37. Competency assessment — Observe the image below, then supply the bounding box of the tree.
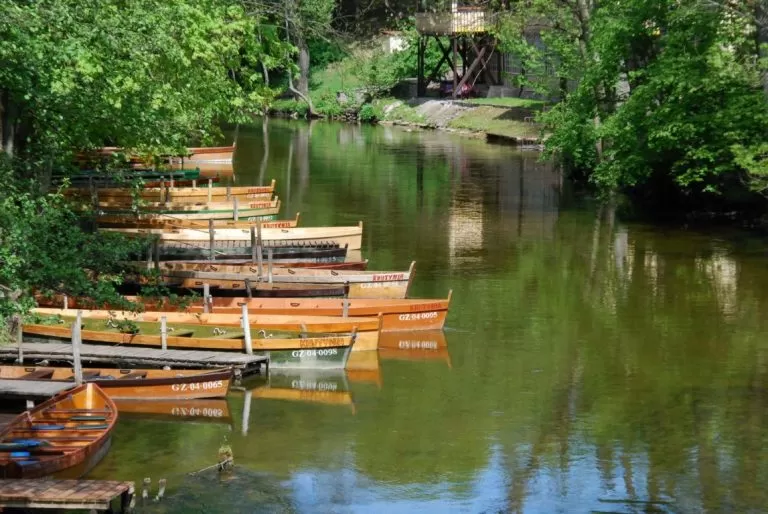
[0,0,283,316]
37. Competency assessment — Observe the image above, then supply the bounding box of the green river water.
[87,120,768,513]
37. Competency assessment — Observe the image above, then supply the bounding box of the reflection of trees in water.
[497,207,768,513]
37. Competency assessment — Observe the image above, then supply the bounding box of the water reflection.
[86,120,768,513]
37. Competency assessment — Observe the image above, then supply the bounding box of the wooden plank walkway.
[0,379,73,401]
[0,479,134,512]
[0,342,267,374]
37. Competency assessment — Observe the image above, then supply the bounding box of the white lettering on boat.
[398,311,438,321]
[290,348,339,358]
[171,380,224,392]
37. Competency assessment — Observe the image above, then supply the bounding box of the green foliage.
[502,0,768,209]
[358,103,383,122]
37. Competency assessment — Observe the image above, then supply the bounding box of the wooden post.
[256,221,263,279]
[233,197,239,221]
[203,283,210,313]
[207,179,212,202]
[160,316,168,350]
[344,281,350,298]
[72,310,83,386]
[250,227,257,264]
[152,237,160,270]
[244,278,252,299]
[170,174,174,189]
[241,389,252,436]
[226,183,232,200]
[192,179,197,188]
[267,248,273,283]
[342,298,349,318]
[63,294,68,310]
[147,240,153,271]
[241,303,253,355]
[300,323,308,339]
[15,315,23,364]
[208,219,215,261]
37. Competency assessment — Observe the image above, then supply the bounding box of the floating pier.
[0,479,134,513]
[0,342,267,375]
[0,379,73,401]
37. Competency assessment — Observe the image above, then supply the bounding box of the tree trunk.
[1,90,18,158]
[757,0,768,99]
[296,34,310,97]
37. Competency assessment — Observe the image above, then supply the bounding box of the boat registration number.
[171,380,224,392]
[398,311,438,321]
[291,349,339,358]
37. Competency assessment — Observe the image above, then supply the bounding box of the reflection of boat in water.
[245,370,354,410]
[112,398,232,425]
[345,350,382,388]
[378,330,451,367]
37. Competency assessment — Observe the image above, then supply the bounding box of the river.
[88,120,768,513]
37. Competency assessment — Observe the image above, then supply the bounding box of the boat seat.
[117,372,148,380]
[44,408,112,413]
[21,369,55,380]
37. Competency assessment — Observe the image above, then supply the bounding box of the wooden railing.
[415,9,490,35]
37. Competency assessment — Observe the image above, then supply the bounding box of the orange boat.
[0,383,117,479]
[63,179,275,205]
[42,293,450,332]
[99,212,302,230]
[0,366,232,400]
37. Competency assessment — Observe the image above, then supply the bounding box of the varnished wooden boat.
[93,197,280,221]
[29,309,383,352]
[0,366,232,400]
[99,212,301,230]
[148,262,414,300]
[23,322,361,367]
[54,292,450,331]
[151,242,347,262]
[63,179,276,205]
[0,383,116,479]
[154,259,369,270]
[112,398,232,424]
[117,281,350,298]
[107,222,364,251]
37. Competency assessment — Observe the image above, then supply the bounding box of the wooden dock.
[0,342,267,374]
[0,479,134,512]
[0,379,73,401]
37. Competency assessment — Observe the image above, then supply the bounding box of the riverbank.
[270,96,547,147]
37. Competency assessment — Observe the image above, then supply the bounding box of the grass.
[464,97,547,108]
[374,98,427,125]
[448,106,543,139]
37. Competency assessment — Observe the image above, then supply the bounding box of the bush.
[358,103,383,123]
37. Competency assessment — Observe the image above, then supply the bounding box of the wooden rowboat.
[23,323,361,368]
[29,309,383,352]
[151,242,346,263]
[0,383,116,479]
[152,262,415,300]
[247,370,355,409]
[153,259,369,270]
[117,281,350,298]
[93,199,280,223]
[379,331,452,367]
[0,366,233,400]
[49,293,450,331]
[99,212,301,230]
[108,222,364,251]
[63,179,276,205]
